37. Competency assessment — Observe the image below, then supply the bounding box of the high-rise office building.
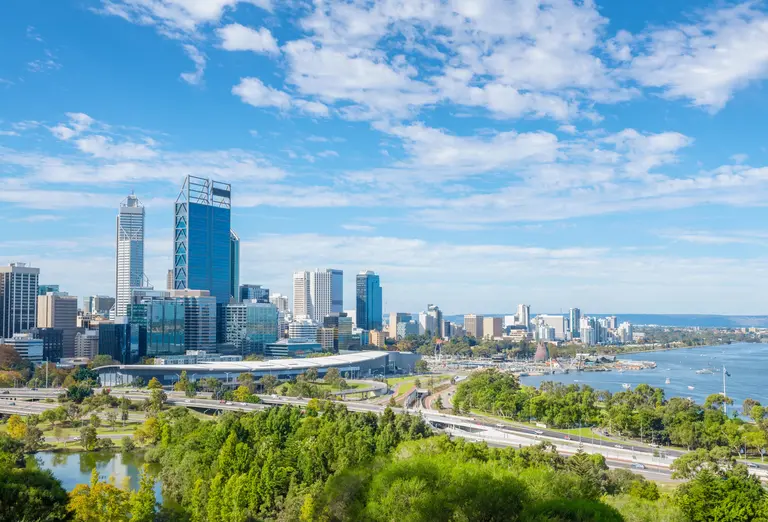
[166,270,174,291]
[292,271,311,319]
[99,321,134,364]
[38,284,59,296]
[464,314,483,339]
[536,314,567,340]
[569,308,581,339]
[240,284,269,303]
[427,304,443,337]
[89,295,115,316]
[0,263,39,339]
[388,312,412,339]
[30,327,64,362]
[270,293,289,312]
[225,301,278,355]
[230,230,240,301]
[355,271,382,330]
[116,193,145,318]
[517,304,531,331]
[75,330,99,359]
[37,292,78,358]
[309,268,343,323]
[289,318,319,340]
[483,317,503,339]
[605,316,618,329]
[316,327,335,352]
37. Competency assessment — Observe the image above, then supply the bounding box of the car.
[0,390,8,394]
[615,444,624,449]
[632,463,646,470]
[219,400,226,404]
[225,401,233,405]
[184,399,191,403]
[564,435,571,440]
[748,462,759,469]
[8,402,15,406]
[270,394,278,399]
[534,430,544,435]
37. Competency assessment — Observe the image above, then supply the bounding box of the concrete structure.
[504,329,531,342]
[605,316,618,329]
[308,268,343,323]
[292,271,311,319]
[483,317,503,339]
[356,271,382,331]
[569,307,581,339]
[503,315,517,328]
[89,296,115,316]
[0,263,40,340]
[388,312,413,339]
[289,318,318,340]
[618,322,633,343]
[270,293,289,312]
[369,329,386,348]
[96,350,421,386]
[225,301,279,355]
[581,325,596,346]
[1,333,43,363]
[463,314,483,339]
[37,292,78,358]
[316,327,335,352]
[166,270,173,290]
[75,329,99,359]
[229,230,240,301]
[116,194,145,317]
[240,284,269,303]
[537,314,567,340]
[537,325,556,341]
[396,320,419,339]
[517,304,531,331]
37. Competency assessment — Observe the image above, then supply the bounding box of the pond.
[31,451,162,499]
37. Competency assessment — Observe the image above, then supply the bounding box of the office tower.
[503,315,517,328]
[463,314,483,339]
[427,304,443,337]
[0,263,40,339]
[618,322,633,343]
[225,301,278,355]
[293,271,311,319]
[337,315,353,350]
[517,304,531,331]
[396,320,420,339]
[99,321,134,364]
[38,284,59,295]
[537,325,556,341]
[569,308,581,339]
[240,284,270,303]
[230,230,240,300]
[270,293,289,312]
[30,327,64,362]
[166,270,173,290]
[355,271,382,330]
[317,327,335,352]
[442,320,452,339]
[289,318,318,340]
[389,312,413,339]
[605,316,618,329]
[581,325,596,346]
[300,268,343,323]
[2,333,43,363]
[88,295,115,316]
[129,290,217,357]
[537,314,567,340]
[483,317,503,339]
[116,193,145,318]
[369,329,386,348]
[75,330,99,359]
[37,292,78,358]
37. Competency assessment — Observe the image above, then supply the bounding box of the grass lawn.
[386,374,451,387]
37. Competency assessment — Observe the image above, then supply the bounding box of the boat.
[622,383,631,390]
[688,385,695,390]
[665,377,671,384]
[696,368,714,375]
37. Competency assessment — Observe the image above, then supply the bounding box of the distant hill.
[443,314,768,328]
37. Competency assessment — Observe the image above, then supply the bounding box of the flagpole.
[723,366,727,416]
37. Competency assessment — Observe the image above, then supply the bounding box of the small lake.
[520,342,768,411]
[31,451,162,499]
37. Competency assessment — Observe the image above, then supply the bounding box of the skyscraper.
[270,293,289,312]
[116,193,145,317]
[174,176,231,342]
[517,304,531,332]
[89,295,115,316]
[0,263,40,339]
[309,268,343,322]
[37,292,78,358]
[356,271,382,330]
[166,270,173,290]
[240,284,269,303]
[293,271,310,319]
[569,307,581,339]
[173,175,231,303]
[38,284,59,295]
[464,314,483,339]
[230,230,240,301]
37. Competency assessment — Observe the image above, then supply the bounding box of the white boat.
[696,368,714,375]
[665,377,671,384]
[688,385,695,390]
[622,383,631,390]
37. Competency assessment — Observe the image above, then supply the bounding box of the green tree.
[304,368,319,382]
[80,424,98,451]
[414,360,429,374]
[260,374,278,393]
[130,465,157,522]
[147,377,163,390]
[174,370,190,392]
[89,354,118,369]
[120,436,135,452]
[323,368,340,387]
[676,468,767,522]
[0,461,70,521]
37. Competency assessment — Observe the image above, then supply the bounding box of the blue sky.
[2,0,768,315]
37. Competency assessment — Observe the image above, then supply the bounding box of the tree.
[237,372,255,392]
[68,469,130,522]
[174,370,190,392]
[120,436,135,453]
[0,463,70,521]
[261,374,278,393]
[305,368,319,382]
[67,383,94,403]
[414,360,429,374]
[106,410,118,430]
[434,396,444,410]
[323,368,340,387]
[0,344,22,368]
[147,388,166,414]
[89,355,118,369]
[80,424,98,451]
[23,425,44,452]
[147,377,163,390]
[130,465,157,522]
[7,414,26,439]
[90,413,101,429]
[676,468,767,522]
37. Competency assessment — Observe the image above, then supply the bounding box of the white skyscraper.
[269,293,289,313]
[517,304,531,331]
[292,271,311,319]
[115,194,145,317]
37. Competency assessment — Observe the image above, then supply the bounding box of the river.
[519,342,768,411]
[31,451,162,498]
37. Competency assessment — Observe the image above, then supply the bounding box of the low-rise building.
[369,329,387,348]
[75,329,99,359]
[2,333,43,363]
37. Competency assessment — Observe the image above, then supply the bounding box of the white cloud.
[49,113,95,140]
[624,4,768,111]
[341,224,374,232]
[232,77,292,109]
[180,44,206,85]
[316,150,338,158]
[75,135,158,160]
[218,23,278,54]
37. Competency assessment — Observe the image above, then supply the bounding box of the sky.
[3,0,768,315]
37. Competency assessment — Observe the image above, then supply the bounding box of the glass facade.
[98,323,135,364]
[129,295,216,357]
[355,271,382,331]
[229,230,240,301]
[30,327,63,362]
[239,284,270,303]
[245,303,278,354]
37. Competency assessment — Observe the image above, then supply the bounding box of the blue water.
[32,451,162,498]
[520,343,768,410]
[445,314,768,327]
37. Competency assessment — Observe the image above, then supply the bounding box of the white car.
[225,401,233,405]
[534,430,544,435]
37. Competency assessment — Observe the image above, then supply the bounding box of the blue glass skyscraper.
[356,271,382,331]
[174,176,231,340]
[229,230,240,301]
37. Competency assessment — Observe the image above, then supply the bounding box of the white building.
[316,327,335,352]
[75,330,99,359]
[418,311,438,336]
[581,326,596,346]
[270,293,289,313]
[537,314,567,340]
[309,269,343,323]
[618,322,633,343]
[0,263,39,339]
[503,315,517,328]
[292,272,311,319]
[537,325,556,341]
[2,333,43,363]
[517,304,531,331]
[289,318,318,340]
[116,194,145,317]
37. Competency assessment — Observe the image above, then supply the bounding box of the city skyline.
[6,1,768,314]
